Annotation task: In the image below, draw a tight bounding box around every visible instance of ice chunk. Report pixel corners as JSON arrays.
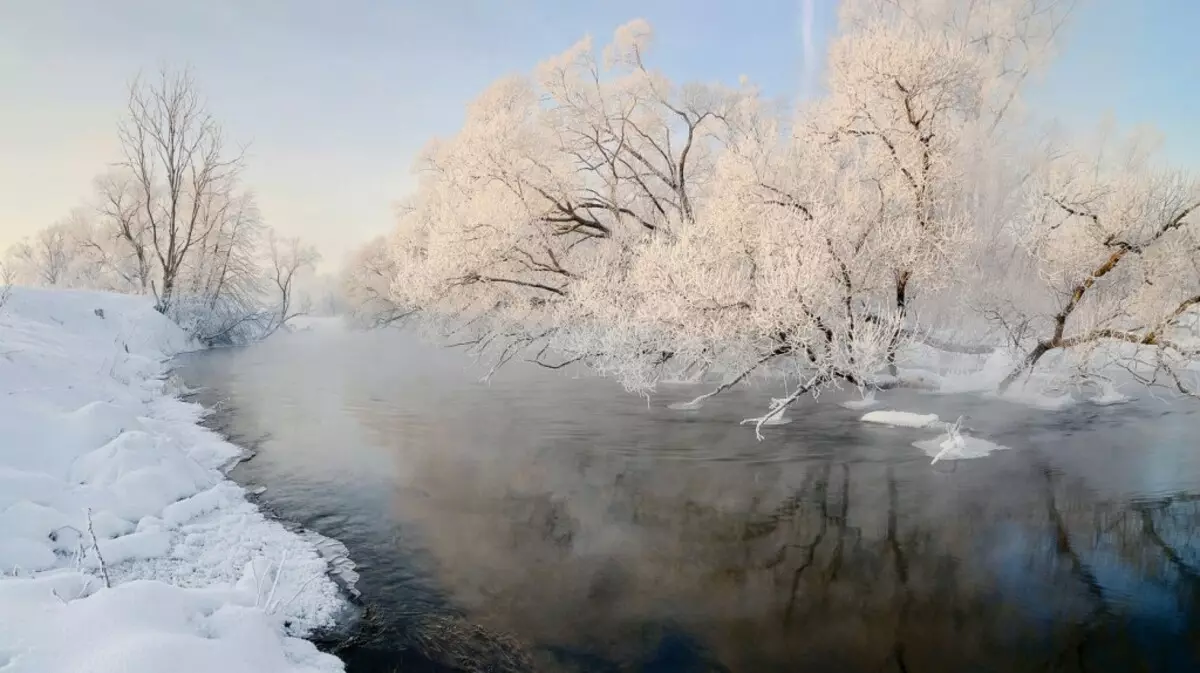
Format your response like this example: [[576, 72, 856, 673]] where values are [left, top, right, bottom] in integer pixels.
[[861, 410, 941, 428], [914, 432, 1011, 463]]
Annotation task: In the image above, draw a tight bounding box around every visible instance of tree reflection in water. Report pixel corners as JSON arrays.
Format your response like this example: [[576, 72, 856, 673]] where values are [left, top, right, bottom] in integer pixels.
[[390, 442, 1200, 672]]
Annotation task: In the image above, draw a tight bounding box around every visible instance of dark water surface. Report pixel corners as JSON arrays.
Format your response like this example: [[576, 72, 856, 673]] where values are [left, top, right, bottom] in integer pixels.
[[175, 322, 1200, 673]]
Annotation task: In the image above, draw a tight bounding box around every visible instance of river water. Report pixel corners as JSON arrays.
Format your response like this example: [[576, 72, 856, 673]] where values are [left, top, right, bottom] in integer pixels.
[[175, 320, 1200, 673]]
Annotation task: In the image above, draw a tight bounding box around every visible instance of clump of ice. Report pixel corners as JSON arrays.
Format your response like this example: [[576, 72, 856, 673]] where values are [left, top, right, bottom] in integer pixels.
[[860, 410, 941, 428], [0, 288, 348, 672], [1091, 392, 1132, 406], [914, 431, 1011, 464], [1089, 380, 1132, 406]]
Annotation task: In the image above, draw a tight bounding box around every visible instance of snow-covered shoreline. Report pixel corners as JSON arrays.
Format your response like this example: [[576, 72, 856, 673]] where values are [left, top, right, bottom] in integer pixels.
[[0, 289, 349, 673]]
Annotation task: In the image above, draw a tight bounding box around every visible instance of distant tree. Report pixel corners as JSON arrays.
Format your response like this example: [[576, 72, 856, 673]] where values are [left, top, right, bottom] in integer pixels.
[[342, 234, 411, 327], [167, 192, 271, 345], [264, 230, 320, 335], [0, 259, 13, 310], [4, 220, 82, 287], [92, 170, 154, 293], [116, 68, 243, 313]]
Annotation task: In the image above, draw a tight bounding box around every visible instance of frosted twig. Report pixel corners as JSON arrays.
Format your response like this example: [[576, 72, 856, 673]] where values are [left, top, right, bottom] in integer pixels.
[[673, 352, 777, 410], [740, 374, 824, 440], [251, 557, 264, 606], [264, 550, 287, 612], [930, 415, 966, 465], [86, 508, 111, 589], [271, 571, 325, 617]]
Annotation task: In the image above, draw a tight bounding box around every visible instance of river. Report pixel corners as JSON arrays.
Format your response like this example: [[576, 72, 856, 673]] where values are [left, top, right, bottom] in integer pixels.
[[174, 320, 1200, 673]]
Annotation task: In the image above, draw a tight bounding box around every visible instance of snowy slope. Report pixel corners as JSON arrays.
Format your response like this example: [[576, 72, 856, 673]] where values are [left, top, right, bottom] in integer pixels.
[[0, 288, 346, 673]]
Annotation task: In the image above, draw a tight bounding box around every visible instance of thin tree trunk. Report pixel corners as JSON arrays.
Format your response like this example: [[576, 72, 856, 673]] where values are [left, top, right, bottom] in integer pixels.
[[887, 270, 911, 377]]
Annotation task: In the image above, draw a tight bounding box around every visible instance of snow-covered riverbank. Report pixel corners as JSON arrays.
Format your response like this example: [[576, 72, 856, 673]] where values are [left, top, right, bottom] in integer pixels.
[[0, 289, 348, 673]]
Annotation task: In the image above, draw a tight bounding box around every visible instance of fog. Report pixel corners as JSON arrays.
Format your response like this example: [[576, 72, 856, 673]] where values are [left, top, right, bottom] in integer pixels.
[[177, 322, 1200, 671]]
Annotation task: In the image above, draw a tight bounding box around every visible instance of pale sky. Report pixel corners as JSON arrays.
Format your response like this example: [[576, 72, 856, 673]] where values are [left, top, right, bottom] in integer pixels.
[[1, 0, 1197, 269]]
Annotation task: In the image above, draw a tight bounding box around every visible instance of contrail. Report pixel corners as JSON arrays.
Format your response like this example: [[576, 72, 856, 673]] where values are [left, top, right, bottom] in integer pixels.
[[800, 0, 817, 101]]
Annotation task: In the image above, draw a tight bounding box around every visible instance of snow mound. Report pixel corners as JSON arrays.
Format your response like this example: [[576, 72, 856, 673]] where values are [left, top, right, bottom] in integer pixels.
[[0, 575, 340, 673], [861, 410, 941, 428], [0, 288, 347, 672]]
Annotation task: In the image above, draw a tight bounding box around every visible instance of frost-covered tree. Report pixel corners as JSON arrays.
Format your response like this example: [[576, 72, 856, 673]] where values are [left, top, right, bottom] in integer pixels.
[[0, 261, 12, 310], [359, 8, 1086, 428], [611, 127, 916, 432], [263, 230, 321, 335], [91, 171, 155, 293], [820, 0, 1069, 372], [359, 5, 1200, 423], [380, 20, 748, 377], [167, 192, 272, 344], [2, 212, 108, 288], [996, 130, 1200, 396], [343, 234, 410, 327], [11, 67, 323, 345], [5, 227, 71, 287]]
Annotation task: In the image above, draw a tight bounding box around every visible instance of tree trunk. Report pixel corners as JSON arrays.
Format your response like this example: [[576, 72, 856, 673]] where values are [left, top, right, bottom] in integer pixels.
[[156, 270, 176, 314], [998, 341, 1054, 394], [887, 270, 912, 377]]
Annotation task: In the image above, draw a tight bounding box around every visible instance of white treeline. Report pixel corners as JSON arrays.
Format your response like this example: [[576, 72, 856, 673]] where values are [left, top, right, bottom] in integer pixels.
[[344, 0, 1200, 423], [3, 69, 327, 345]]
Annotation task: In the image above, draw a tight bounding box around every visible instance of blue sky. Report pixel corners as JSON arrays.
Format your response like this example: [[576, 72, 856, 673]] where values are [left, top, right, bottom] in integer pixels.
[[1, 0, 1196, 267]]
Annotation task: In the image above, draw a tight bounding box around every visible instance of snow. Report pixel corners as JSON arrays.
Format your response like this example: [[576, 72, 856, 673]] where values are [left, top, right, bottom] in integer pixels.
[[0, 289, 346, 673], [860, 410, 941, 428]]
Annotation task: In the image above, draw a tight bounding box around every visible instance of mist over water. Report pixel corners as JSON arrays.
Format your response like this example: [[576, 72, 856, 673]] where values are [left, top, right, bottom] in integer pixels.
[[177, 321, 1200, 673]]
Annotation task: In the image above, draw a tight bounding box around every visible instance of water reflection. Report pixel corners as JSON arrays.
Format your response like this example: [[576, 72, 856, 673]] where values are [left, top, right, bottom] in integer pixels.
[[177, 323, 1200, 672]]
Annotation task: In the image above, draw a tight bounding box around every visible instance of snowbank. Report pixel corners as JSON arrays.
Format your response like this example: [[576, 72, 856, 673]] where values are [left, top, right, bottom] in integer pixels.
[[860, 410, 941, 428], [0, 289, 346, 673]]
